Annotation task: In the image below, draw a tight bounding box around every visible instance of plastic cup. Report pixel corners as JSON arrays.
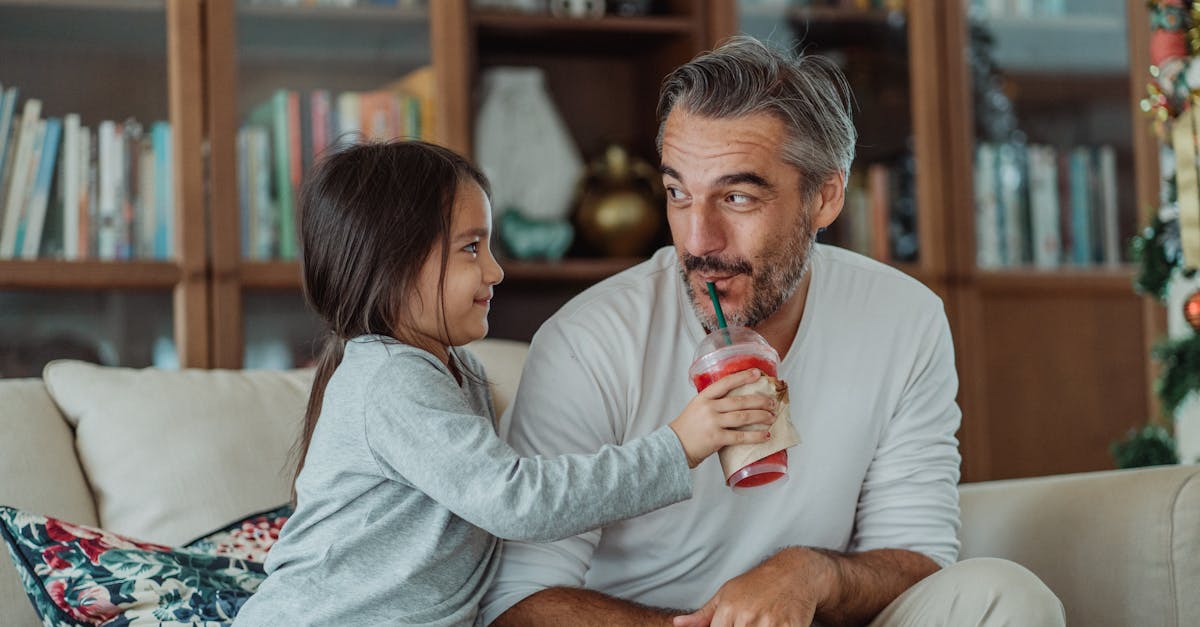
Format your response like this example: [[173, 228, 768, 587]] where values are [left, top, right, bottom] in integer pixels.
[[688, 326, 788, 489]]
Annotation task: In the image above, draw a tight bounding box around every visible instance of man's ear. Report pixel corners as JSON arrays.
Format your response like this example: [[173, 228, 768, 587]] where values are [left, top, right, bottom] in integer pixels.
[[812, 171, 845, 232]]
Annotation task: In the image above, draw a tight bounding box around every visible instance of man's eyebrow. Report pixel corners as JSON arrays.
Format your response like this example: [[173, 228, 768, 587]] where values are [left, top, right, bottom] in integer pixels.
[[454, 227, 490, 240], [659, 166, 775, 193], [715, 172, 775, 191]]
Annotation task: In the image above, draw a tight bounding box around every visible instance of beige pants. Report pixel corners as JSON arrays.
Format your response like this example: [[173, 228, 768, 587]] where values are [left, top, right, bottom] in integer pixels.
[[868, 558, 1066, 627]]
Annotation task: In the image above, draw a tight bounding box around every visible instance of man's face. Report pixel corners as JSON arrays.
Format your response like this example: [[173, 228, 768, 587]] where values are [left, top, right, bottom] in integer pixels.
[[660, 110, 832, 330]]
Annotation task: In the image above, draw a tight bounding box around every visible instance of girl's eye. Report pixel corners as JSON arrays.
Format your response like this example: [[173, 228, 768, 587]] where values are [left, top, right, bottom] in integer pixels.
[[464, 242, 479, 254]]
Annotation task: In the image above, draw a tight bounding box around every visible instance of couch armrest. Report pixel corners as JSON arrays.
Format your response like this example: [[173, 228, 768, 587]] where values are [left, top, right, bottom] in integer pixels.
[[959, 465, 1200, 627]]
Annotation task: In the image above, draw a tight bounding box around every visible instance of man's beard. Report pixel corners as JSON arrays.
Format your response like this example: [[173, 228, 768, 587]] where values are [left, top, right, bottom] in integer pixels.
[[678, 215, 815, 331]]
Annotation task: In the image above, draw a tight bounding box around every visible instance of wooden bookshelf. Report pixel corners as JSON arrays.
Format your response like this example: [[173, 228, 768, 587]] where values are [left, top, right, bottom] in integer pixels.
[[473, 12, 694, 34], [0, 260, 181, 289], [975, 267, 1138, 294], [501, 257, 643, 283], [3, 0, 1165, 482]]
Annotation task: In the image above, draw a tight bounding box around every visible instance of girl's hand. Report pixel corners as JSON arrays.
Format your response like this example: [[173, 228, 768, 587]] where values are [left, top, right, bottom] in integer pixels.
[[668, 369, 777, 468]]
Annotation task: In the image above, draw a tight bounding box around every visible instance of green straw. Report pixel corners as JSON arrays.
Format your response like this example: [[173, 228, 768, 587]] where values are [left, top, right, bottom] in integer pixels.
[[706, 281, 728, 329]]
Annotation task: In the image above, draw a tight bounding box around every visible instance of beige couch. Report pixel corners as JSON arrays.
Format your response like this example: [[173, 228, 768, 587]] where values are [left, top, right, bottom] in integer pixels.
[[1, 338, 1197, 626]]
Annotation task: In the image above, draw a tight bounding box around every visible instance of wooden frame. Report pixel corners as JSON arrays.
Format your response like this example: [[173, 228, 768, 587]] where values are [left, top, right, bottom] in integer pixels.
[[167, 0, 209, 368]]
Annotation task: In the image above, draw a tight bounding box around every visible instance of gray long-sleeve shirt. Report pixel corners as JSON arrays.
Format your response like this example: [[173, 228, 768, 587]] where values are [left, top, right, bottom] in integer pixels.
[[233, 336, 692, 626]]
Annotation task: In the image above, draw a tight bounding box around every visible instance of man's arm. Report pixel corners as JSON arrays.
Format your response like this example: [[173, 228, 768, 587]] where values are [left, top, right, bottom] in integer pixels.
[[493, 588, 678, 627], [674, 547, 936, 627]]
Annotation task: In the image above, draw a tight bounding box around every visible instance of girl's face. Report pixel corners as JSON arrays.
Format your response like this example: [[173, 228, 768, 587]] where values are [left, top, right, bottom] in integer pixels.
[[408, 181, 504, 363]]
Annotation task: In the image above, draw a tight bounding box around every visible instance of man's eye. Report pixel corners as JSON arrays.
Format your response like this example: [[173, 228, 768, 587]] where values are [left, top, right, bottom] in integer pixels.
[[728, 193, 750, 204], [464, 242, 479, 254], [667, 187, 686, 200]]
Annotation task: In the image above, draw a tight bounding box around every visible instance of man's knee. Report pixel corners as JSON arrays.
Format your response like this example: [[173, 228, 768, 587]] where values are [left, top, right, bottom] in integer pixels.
[[947, 557, 1065, 626]]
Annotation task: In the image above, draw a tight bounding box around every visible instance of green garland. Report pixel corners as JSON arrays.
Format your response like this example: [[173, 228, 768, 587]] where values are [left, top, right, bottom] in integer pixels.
[[1111, 424, 1179, 468], [1153, 333, 1200, 414], [1131, 212, 1182, 301]]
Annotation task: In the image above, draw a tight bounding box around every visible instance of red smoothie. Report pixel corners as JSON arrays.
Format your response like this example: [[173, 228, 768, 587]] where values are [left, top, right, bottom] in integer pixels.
[[688, 328, 788, 489]]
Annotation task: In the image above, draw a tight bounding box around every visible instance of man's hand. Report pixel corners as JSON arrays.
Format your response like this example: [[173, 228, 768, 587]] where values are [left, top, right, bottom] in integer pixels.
[[673, 548, 832, 627], [673, 547, 937, 627]]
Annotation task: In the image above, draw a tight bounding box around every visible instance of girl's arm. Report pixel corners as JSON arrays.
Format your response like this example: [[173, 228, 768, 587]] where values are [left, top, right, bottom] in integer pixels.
[[363, 351, 691, 543]]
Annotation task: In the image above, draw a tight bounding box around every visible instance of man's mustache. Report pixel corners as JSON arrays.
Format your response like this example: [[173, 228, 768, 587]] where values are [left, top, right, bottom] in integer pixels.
[[683, 253, 753, 277]]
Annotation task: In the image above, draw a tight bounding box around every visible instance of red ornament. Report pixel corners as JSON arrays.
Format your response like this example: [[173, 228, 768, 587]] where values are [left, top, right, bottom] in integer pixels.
[[1184, 290, 1200, 331], [1151, 29, 1189, 67]]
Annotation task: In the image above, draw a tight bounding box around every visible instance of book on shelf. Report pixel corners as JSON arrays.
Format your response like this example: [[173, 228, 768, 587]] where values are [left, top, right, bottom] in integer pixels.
[[973, 140, 1122, 269], [19, 117, 62, 260], [0, 85, 174, 262], [817, 158, 915, 264], [238, 70, 429, 261], [1, 98, 43, 258]]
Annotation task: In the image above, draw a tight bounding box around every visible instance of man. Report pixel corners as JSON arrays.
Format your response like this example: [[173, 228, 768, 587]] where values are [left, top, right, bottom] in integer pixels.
[[481, 36, 1064, 626]]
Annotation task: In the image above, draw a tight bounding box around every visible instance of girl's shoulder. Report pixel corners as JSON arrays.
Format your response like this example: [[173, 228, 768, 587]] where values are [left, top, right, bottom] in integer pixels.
[[345, 335, 449, 381]]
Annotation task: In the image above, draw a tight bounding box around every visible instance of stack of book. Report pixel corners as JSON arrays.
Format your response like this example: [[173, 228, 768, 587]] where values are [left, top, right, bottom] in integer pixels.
[[237, 68, 432, 260], [0, 83, 173, 262], [974, 141, 1121, 269], [824, 156, 918, 264]]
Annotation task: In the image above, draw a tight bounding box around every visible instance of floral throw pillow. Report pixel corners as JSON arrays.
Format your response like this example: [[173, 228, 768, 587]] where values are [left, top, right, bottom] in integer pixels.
[[183, 504, 292, 563], [0, 504, 289, 626]]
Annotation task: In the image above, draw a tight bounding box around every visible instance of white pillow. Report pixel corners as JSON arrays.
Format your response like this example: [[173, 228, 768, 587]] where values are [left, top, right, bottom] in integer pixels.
[[42, 360, 312, 546]]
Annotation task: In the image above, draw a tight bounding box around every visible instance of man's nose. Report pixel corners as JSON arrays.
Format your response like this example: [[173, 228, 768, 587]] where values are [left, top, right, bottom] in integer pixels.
[[684, 204, 727, 258]]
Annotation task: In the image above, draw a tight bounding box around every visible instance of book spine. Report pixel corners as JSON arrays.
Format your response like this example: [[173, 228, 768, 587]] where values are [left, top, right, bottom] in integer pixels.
[[11, 120, 47, 258], [152, 121, 172, 259], [61, 114, 80, 260], [21, 117, 62, 259], [97, 120, 119, 260], [272, 90, 296, 260], [1, 98, 42, 258]]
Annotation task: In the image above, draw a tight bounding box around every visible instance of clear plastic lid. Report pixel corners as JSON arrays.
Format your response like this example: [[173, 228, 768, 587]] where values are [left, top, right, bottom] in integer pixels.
[[688, 326, 780, 382]]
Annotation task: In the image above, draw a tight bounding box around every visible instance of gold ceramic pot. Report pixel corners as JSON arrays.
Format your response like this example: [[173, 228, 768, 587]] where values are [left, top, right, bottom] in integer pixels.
[[574, 145, 663, 257]]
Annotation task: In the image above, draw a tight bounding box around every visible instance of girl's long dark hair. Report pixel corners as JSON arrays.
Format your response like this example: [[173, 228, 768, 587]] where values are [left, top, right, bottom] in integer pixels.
[[291, 140, 490, 500]]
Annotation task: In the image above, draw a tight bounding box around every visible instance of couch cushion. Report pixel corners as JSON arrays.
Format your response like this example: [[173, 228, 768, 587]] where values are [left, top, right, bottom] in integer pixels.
[[42, 360, 312, 546], [464, 338, 529, 419], [0, 378, 100, 627], [183, 504, 292, 562], [0, 505, 266, 625], [959, 464, 1200, 627]]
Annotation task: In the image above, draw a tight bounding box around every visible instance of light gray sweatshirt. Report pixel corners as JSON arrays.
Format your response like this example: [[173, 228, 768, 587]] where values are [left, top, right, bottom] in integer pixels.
[[233, 335, 692, 626]]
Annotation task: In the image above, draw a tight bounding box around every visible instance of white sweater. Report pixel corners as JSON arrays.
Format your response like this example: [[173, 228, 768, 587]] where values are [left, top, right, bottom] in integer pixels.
[[481, 244, 962, 622]]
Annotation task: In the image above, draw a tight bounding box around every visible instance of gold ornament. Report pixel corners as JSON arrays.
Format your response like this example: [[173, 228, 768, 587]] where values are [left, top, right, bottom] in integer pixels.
[[574, 145, 663, 257]]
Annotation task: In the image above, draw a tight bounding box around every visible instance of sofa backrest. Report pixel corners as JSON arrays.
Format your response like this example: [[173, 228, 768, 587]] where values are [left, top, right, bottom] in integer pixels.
[[960, 464, 1200, 627], [0, 338, 532, 627], [0, 378, 101, 627]]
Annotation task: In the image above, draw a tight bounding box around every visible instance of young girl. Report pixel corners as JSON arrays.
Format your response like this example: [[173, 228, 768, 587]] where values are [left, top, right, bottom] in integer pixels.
[[232, 141, 775, 626]]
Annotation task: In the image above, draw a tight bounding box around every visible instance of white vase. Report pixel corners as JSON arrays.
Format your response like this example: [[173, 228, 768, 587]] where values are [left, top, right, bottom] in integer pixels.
[[474, 66, 584, 222]]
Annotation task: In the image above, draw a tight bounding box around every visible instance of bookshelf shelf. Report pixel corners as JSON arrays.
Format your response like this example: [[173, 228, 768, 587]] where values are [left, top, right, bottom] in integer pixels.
[[501, 257, 643, 283], [473, 12, 694, 35], [238, 4, 427, 23], [975, 266, 1137, 294], [0, 0, 159, 10], [0, 260, 181, 289], [239, 261, 302, 290]]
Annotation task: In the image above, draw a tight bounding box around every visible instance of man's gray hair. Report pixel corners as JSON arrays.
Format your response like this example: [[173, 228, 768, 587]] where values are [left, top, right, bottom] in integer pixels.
[[656, 36, 857, 199]]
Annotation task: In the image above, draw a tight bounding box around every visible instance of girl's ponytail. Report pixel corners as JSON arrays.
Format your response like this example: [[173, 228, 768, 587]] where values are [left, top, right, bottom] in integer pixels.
[[290, 333, 345, 504]]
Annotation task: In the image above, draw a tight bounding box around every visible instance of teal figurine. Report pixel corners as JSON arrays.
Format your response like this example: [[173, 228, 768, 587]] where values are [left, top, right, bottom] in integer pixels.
[[499, 209, 574, 261]]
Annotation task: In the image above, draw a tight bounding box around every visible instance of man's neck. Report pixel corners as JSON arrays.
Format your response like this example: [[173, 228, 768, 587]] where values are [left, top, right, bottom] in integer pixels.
[[751, 270, 812, 361]]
